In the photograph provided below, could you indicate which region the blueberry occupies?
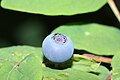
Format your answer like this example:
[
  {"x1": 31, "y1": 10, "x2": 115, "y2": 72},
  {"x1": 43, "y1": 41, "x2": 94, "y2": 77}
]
[{"x1": 42, "y1": 33, "x2": 74, "y2": 63}]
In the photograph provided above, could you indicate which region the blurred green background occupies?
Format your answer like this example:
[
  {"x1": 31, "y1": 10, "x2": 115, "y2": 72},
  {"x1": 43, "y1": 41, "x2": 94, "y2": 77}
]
[{"x1": 0, "y1": 0, "x2": 119, "y2": 47}]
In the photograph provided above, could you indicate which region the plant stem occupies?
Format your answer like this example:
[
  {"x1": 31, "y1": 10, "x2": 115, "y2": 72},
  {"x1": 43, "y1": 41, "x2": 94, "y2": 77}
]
[
  {"x1": 108, "y1": 0, "x2": 120, "y2": 22},
  {"x1": 106, "y1": 73, "x2": 112, "y2": 80},
  {"x1": 82, "y1": 53, "x2": 112, "y2": 63}
]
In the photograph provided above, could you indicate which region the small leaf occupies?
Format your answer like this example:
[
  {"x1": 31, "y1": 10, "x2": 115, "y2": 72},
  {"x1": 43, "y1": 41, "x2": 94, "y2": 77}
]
[
  {"x1": 43, "y1": 67, "x2": 100, "y2": 80},
  {"x1": 0, "y1": 46, "x2": 43, "y2": 80},
  {"x1": 72, "y1": 54, "x2": 100, "y2": 72},
  {"x1": 72, "y1": 54, "x2": 109, "y2": 80},
  {"x1": 52, "y1": 23, "x2": 120, "y2": 55},
  {"x1": 111, "y1": 53, "x2": 120, "y2": 80},
  {"x1": 95, "y1": 66, "x2": 109, "y2": 80},
  {"x1": 111, "y1": 69, "x2": 120, "y2": 80},
  {"x1": 1, "y1": 0, "x2": 106, "y2": 15},
  {"x1": 111, "y1": 53, "x2": 120, "y2": 69}
]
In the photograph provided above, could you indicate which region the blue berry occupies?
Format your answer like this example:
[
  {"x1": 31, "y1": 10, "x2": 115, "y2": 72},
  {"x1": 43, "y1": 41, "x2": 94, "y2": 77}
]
[{"x1": 42, "y1": 33, "x2": 74, "y2": 63}]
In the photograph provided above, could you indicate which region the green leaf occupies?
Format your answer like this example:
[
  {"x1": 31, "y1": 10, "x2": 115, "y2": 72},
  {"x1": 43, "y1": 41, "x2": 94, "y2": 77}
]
[
  {"x1": 72, "y1": 54, "x2": 100, "y2": 72},
  {"x1": 52, "y1": 23, "x2": 120, "y2": 55},
  {"x1": 72, "y1": 54, "x2": 109, "y2": 80},
  {"x1": 1, "y1": 0, "x2": 107, "y2": 15},
  {"x1": 43, "y1": 67, "x2": 100, "y2": 80},
  {"x1": 42, "y1": 54, "x2": 110, "y2": 80},
  {"x1": 0, "y1": 46, "x2": 43, "y2": 80},
  {"x1": 95, "y1": 66, "x2": 109, "y2": 80},
  {"x1": 111, "y1": 69, "x2": 120, "y2": 80},
  {"x1": 111, "y1": 53, "x2": 120, "y2": 80},
  {"x1": 111, "y1": 54, "x2": 120, "y2": 70}
]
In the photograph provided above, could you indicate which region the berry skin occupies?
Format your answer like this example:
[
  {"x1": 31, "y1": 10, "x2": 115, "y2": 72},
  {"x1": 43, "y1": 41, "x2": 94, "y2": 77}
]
[{"x1": 42, "y1": 33, "x2": 74, "y2": 63}]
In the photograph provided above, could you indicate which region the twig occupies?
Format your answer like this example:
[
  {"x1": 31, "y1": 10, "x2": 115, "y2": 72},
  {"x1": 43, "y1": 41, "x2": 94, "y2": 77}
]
[
  {"x1": 106, "y1": 73, "x2": 112, "y2": 80},
  {"x1": 108, "y1": 0, "x2": 120, "y2": 22},
  {"x1": 82, "y1": 53, "x2": 112, "y2": 63}
]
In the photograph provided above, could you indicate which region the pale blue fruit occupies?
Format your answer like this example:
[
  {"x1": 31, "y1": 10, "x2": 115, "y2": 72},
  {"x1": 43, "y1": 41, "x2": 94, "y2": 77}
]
[{"x1": 42, "y1": 33, "x2": 74, "y2": 63}]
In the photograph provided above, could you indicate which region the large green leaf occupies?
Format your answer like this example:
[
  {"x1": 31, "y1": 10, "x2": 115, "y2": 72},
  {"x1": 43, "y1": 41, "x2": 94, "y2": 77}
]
[
  {"x1": 0, "y1": 46, "x2": 43, "y2": 80},
  {"x1": 1, "y1": 0, "x2": 107, "y2": 15},
  {"x1": 52, "y1": 23, "x2": 120, "y2": 55},
  {"x1": 43, "y1": 67, "x2": 100, "y2": 80}
]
